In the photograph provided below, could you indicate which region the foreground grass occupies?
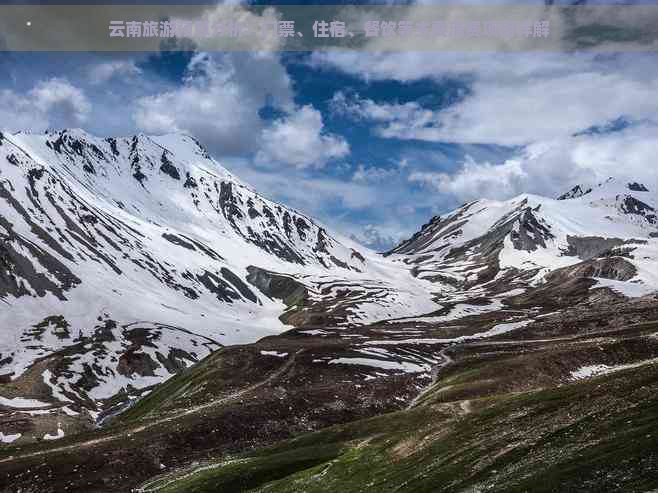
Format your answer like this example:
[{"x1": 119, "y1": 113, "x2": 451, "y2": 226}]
[{"x1": 143, "y1": 358, "x2": 658, "y2": 493}]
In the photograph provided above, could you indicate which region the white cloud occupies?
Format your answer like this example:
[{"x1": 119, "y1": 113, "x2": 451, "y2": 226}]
[
  {"x1": 410, "y1": 156, "x2": 528, "y2": 202},
  {"x1": 256, "y1": 105, "x2": 349, "y2": 169},
  {"x1": 352, "y1": 163, "x2": 399, "y2": 183},
  {"x1": 87, "y1": 61, "x2": 141, "y2": 85},
  {"x1": 331, "y1": 91, "x2": 427, "y2": 122},
  {"x1": 349, "y1": 224, "x2": 401, "y2": 253},
  {"x1": 189, "y1": 6, "x2": 286, "y2": 51},
  {"x1": 318, "y1": 50, "x2": 658, "y2": 203},
  {"x1": 312, "y1": 50, "x2": 593, "y2": 85},
  {"x1": 0, "y1": 78, "x2": 90, "y2": 132},
  {"x1": 403, "y1": 72, "x2": 657, "y2": 146},
  {"x1": 134, "y1": 52, "x2": 293, "y2": 156},
  {"x1": 410, "y1": 123, "x2": 658, "y2": 203},
  {"x1": 327, "y1": 61, "x2": 658, "y2": 146},
  {"x1": 231, "y1": 161, "x2": 378, "y2": 215}
]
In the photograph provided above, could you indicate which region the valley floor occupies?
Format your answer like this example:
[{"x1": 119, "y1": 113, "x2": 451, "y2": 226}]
[{"x1": 2, "y1": 290, "x2": 658, "y2": 492}]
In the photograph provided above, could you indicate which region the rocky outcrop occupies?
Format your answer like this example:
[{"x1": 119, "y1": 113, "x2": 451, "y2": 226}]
[
  {"x1": 562, "y1": 236, "x2": 627, "y2": 260},
  {"x1": 628, "y1": 182, "x2": 649, "y2": 192},
  {"x1": 558, "y1": 185, "x2": 592, "y2": 200},
  {"x1": 245, "y1": 266, "x2": 307, "y2": 307},
  {"x1": 548, "y1": 257, "x2": 637, "y2": 282}
]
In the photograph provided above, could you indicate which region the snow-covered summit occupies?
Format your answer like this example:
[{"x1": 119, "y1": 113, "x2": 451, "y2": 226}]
[
  {"x1": 558, "y1": 177, "x2": 651, "y2": 201},
  {"x1": 2, "y1": 128, "x2": 657, "y2": 420},
  {"x1": 388, "y1": 176, "x2": 658, "y2": 294},
  {"x1": 2, "y1": 128, "x2": 368, "y2": 271},
  {"x1": 1, "y1": 129, "x2": 438, "y2": 412}
]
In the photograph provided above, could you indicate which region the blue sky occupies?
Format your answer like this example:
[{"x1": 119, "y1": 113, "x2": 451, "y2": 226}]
[{"x1": 2, "y1": 4, "x2": 658, "y2": 250}]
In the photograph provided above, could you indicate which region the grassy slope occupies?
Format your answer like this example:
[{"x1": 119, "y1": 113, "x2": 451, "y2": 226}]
[
  {"x1": 145, "y1": 359, "x2": 658, "y2": 493},
  {"x1": 4, "y1": 315, "x2": 658, "y2": 493}
]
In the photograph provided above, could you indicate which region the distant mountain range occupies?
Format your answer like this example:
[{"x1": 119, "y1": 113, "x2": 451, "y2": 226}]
[
  {"x1": 2, "y1": 128, "x2": 658, "y2": 434},
  {"x1": 387, "y1": 176, "x2": 658, "y2": 297}
]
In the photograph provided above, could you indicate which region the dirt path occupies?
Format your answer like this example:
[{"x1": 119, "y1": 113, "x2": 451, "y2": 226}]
[
  {"x1": 4, "y1": 319, "x2": 653, "y2": 465},
  {"x1": 0, "y1": 350, "x2": 302, "y2": 464},
  {"x1": 404, "y1": 319, "x2": 657, "y2": 411},
  {"x1": 469, "y1": 320, "x2": 658, "y2": 346},
  {"x1": 406, "y1": 347, "x2": 454, "y2": 410}
]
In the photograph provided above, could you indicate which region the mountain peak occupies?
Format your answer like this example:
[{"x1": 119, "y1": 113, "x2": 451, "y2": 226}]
[
  {"x1": 557, "y1": 184, "x2": 593, "y2": 201},
  {"x1": 557, "y1": 178, "x2": 651, "y2": 201},
  {"x1": 35, "y1": 128, "x2": 210, "y2": 159},
  {"x1": 628, "y1": 181, "x2": 650, "y2": 192}
]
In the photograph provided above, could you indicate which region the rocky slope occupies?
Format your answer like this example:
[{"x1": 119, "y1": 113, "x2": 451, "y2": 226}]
[
  {"x1": 387, "y1": 177, "x2": 658, "y2": 298},
  {"x1": 0, "y1": 129, "x2": 437, "y2": 425},
  {"x1": 2, "y1": 129, "x2": 658, "y2": 493},
  {"x1": 2, "y1": 288, "x2": 658, "y2": 492}
]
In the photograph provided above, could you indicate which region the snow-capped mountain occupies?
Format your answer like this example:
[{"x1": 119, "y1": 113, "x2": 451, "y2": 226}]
[
  {"x1": 387, "y1": 177, "x2": 658, "y2": 299},
  {"x1": 0, "y1": 129, "x2": 437, "y2": 417},
  {"x1": 2, "y1": 128, "x2": 658, "y2": 429}
]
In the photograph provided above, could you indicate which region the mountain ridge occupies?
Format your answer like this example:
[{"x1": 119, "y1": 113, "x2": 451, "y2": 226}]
[
  {"x1": 386, "y1": 176, "x2": 658, "y2": 296},
  {"x1": 0, "y1": 128, "x2": 438, "y2": 421},
  {"x1": 2, "y1": 128, "x2": 658, "y2": 450}
]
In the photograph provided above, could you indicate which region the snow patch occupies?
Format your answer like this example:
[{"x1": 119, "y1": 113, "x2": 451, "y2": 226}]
[
  {"x1": 364, "y1": 319, "x2": 532, "y2": 346},
  {"x1": 0, "y1": 396, "x2": 50, "y2": 409},
  {"x1": 0, "y1": 432, "x2": 22, "y2": 444},
  {"x1": 327, "y1": 357, "x2": 430, "y2": 373},
  {"x1": 43, "y1": 425, "x2": 65, "y2": 441},
  {"x1": 260, "y1": 350, "x2": 288, "y2": 358},
  {"x1": 570, "y1": 358, "x2": 658, "y2": 380},
  {"x1": 592, "y1": 278, "x2": 656, "y2": 298}
]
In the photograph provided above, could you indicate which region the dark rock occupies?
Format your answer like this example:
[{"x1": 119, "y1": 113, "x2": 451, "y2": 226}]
[
  {"x1": 557, "y1": 185, "x2": 592, "y2": 200},
  {"x1": 563, "y1": 236, "x2": 626, "y2": 260},
  {"x1": 221, "y1": 267, "x2": 258, "y2": 303},
  {"x1": 295, "y1": 217, "x2": 310, "y2": 240},
  {"x1": 218, "y1": 182, "x2": 244, "y2": 224},
  {"x1": 162, "y1": 233, "x2": 196, "y2": 251},
  {"x1": 196, "y1": 270, "x2": 240, "y2": 302},
  {"x1": 628, "y1": 182, "x2": 649, "y2": 192},
  {"x1": 509, "y1": 208, "x2": 554, "y2": 251},
  {"x1": 160, "y1": 152, "x2": 180, "y2": 180},
  {"x1": 246, "y1": 266, "x2": 307, "y2": 306},
  {"x1": 105, "y1": 138, "x2": 120, "y2": 157},
  {"x1": 548, "y1": 257, "x2": 637, "y2": 282},
  {"x1": 619, "y1": 195, "x2": 654, "y2": 214},
  {"x1": 184, "y1": 172, "x2": 198, "y2": 189},
  {"x1": 27, "y1": 168, "x2": 45, "y2": 197},
  {"x1": 314, "y1": 228, "x2": 330, "y2": 254},
  {"x1": 350, "y1": 249, "x2": 365, "y2": 263},
  {"x1": 6, "y1": 154, "x2": 19, "y2": 166},
  {"x1": 117, "y1": 351, "x2": 159, "y2": 378}
]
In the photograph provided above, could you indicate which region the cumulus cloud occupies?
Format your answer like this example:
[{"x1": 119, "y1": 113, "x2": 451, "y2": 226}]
[
  {"x1": 401, "y1": 72, "x2": 657, "y2": 146},
  {"x1": 327, "y1": 59, "x2": 658, "y2": 146},
  {"x1": 330, "y1": 91, "x2": 434, "y2": 137},
  {"x1": 311, "y1": 50, "x2": 593, "y2": 84},
  {"x1": 233, "y1": 161, "x2": 379, "y2": 216},
  {"x1": 134, "y1": 51, "x2": 293, "y2": 156},
  {"x1": 317, "y1": 50, "x2": 658, "y2": 203},
  {"x1": 0, "y1": 78, "x2": 90, "y2": 132},
  {"x1": 410, "y1": 157, "x2": 528, "y2": 202},
  {"x1": 87, "y1": 61, "x2": 142, "y2": 85},
  {"x1": 409, "y1": 123, "x2": 658, "y2": 202},
  {"x1": 189, "y1": 5, "x2": 286, "y2": 51},
  {"x1": 255, "y1": 105, "x2": 349, "y2": 169}
]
